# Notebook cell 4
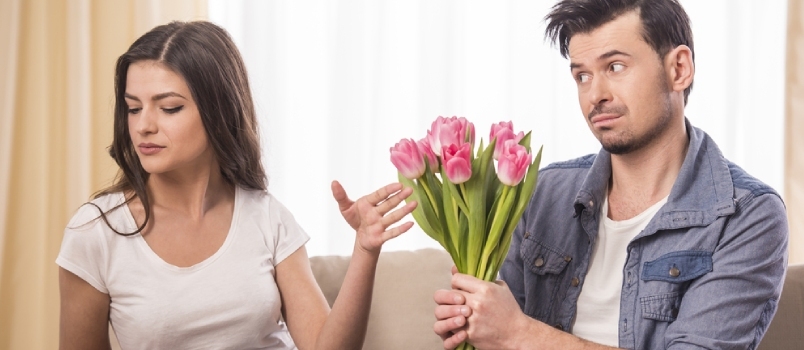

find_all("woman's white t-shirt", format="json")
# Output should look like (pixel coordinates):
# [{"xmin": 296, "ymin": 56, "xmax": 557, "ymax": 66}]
[{"xmin": 56, "ymin": 187, "xmax": 309, "ymax": 350}]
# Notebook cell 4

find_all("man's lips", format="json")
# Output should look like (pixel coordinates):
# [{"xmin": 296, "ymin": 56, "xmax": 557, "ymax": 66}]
[{"xmin": 590, "ymin": 113, "xmax": 620, "ymax": 125}]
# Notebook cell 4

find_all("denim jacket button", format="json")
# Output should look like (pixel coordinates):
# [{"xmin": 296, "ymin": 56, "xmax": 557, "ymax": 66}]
[
  {"xmin": 554, "ymin": 323, "xmax": 564, "ymax": 331},
  {"xmin": 534, "ymin": 257, "xmax": 545, "ymax": 267},
  {"xmin": 524, "ymin": 232, "xmax": 531, "ymax": 239},
  {"xmin": 571, "ymin": 277, "xmax": 580, "ymax": 287},
  {"xmin": 669, "ymin": 266, "xmax": 681, "ymax": 277},
  {"xmin": 564, "ymin": 255, "xmax": 572, "ymax": 262}
]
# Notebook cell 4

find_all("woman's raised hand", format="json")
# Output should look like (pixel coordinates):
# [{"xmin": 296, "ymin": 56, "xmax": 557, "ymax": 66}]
[{"xmin": 331, "ymin": 181, "xmax": 418, "ymax": 254}]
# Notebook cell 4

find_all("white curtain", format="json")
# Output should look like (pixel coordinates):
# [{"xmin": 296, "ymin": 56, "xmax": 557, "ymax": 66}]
[{"xmin": 207, "ymin": 0, "xmax": 788, "ymax": 257}]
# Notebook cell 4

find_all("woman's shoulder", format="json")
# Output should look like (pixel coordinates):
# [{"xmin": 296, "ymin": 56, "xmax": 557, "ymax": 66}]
[
  {"xmin": 66, "ymin": 192, "xmax": 129, "ymax": 232},
  {"xmin": 237, "ymin": 187, "xmax": 293, "ymax": 217},
  {"xmin": 237, "ymin": 187, "xmax": 305, "ymax": 231}
]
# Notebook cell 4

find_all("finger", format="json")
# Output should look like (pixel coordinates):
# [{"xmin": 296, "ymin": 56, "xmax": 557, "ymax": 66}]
[
  {"xmin": 434, "ymin": 316, "xmax": 466, "ymax": 338},
  {"xmin": 434, "ymin": 289, "xmax": 465, "ymax": 305},
  {"xmin": 451, "ymin": 273, "xmax": 487, "ymax": 293},
  {"xmin": 375, "ymin": 186, "xmax": 413, "ymax": 215},
  {"xmin": 365, "ymin": 182, "xmax": 404, "ymax": 206},
  {"xmin": 379, "ymin": 221, "xmax": 414, "ymax": 242},
  {"xmin": 443, "ymin": 329, "xmax": 467, "ymax": 350},
  {"xmin": 435, "ymin": 305, "xmax": 472, "ymax": 320},
  {"xmin": 330, "ymin": 181, "xmax": 354, "ymax": 211},
  {"xmin": 451, "ymin": 265, "xmax": 459, "ymax": 275},
  {"xmin": 379, "ymin": 201, "xmax": 417, "ymax": 228}
]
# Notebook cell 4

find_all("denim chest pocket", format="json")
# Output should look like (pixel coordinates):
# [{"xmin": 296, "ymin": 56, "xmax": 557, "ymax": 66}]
[
  {"xmin": 519, "ymin": 237, "xmax": 571, "ymax": 319},
  {"xmin": 639, "ymin": 251, "xmax": 713, "ymax": 322},
  {"xmin": 520, "ymin": 237, "xmax": 571, "ymax": 275}
]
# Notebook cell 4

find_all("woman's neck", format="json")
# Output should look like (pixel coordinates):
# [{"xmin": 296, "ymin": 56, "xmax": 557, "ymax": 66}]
[{"xmin": 145, "ymin": 159, "xmax": 235, "ymax": 220}]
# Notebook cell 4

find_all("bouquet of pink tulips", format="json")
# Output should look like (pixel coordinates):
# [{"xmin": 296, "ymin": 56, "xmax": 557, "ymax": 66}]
[{"xmin": 390, "ymin": 116, "xmax": 542, "ymax": 291}]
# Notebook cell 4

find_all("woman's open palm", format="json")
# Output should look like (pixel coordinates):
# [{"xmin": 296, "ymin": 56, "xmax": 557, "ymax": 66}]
[{"xmin": 330, "ymin": 181, "xmax": 417, "ymax": 253}]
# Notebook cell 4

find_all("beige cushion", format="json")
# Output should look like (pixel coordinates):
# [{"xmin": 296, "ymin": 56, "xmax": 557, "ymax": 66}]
[
  {"xmin": 759, "ymin": 263, "xmax": 804, "ymax": 350},
  {"xmin": 310, "ymin": 248, "xmax": 453, "ymax": 350}
]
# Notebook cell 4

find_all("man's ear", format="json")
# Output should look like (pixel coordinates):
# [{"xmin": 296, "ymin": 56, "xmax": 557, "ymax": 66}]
[{"xmin": 665, "ymin": 45, "xmax": 694, "ymax": 93}]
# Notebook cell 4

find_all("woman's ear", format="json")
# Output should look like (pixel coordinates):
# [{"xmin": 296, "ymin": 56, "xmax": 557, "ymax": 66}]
[{"xmin": 665, "ymin": 45, "xmax": 694, "ymax": 93}]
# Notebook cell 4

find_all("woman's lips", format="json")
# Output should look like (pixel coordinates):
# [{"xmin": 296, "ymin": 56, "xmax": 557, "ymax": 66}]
[{"xmin": 138, "ymin": 143, "xmax": 165, "ymax": 155}]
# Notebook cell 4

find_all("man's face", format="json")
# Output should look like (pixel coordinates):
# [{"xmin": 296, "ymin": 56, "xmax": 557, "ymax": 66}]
[{"xmin": 568, "ymin": 11, "xmax": 675, "ymax": 155}]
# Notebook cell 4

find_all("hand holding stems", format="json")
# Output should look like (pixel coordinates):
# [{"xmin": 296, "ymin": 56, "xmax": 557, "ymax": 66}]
[
  {"xmin": 331, "ymin": 180, "xmax": 418, "ymax": 254},
  {"xmin": 433, "ymin": 267, "xmax": 531, "ymax": 350}
]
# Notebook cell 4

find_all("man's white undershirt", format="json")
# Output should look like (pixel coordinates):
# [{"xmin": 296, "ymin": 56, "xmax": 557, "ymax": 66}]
[{"xmin": 571, "ymin": 194, "xmax": 668, "ymax": 346}]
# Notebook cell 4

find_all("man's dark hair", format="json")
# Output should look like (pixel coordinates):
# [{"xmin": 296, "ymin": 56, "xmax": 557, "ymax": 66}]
[{"xmin": 545, "ymin": 0, "xmax": 694, "ymax": 104}]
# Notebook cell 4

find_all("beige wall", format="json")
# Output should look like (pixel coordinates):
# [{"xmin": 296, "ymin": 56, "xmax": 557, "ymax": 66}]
[
  {"xmin": 0, "ymin": 1, "xmax": 206, "ymax": 348},
  {"xmin": 787, "ymin": 0, "xmax": 804, "ymax": 265}
]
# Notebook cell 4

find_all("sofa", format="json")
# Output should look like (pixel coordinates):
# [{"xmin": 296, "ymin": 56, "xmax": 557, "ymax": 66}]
[
  {"xmin": 108, "ymin": 249, "xmax": 802, "ymax": 349},
  {"xmin": 311, "ymin": 249, "xmax": 804, "ymax": 350}
]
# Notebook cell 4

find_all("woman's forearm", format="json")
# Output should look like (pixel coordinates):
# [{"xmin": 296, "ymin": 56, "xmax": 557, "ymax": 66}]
[{"xmin": 313, "ymin": 242, "xmax": 380, "ymax": 350}]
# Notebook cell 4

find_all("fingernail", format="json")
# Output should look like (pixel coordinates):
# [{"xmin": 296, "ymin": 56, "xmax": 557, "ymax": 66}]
[
  {"xmin": 460, "ymin": 306, "xmax": 469, "ymax": 316},
  {"xmin": 454, "ymin": 296, "xmax": 461, "ymax": 303},
  {"xmin": 454, "ymin": 317, "xmax": 464, "ymax": 326}
]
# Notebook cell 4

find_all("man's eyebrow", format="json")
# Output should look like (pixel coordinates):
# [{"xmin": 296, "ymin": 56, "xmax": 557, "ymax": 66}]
[
  {"xmin": 124, "ymin": 92, "xmax": 188, "ymax": 101},
  {"xmin": 569, "ymin": 50, "xmax": 632, "ymax": 70},
  {"xmin": 599, "ymin": 50, "xmax": 631, "ymax": 60}
]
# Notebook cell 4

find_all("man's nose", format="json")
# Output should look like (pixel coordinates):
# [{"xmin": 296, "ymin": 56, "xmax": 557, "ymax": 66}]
[{"xmin": 588, "ymin": 75, "xmax": 613, "ymax": 106}]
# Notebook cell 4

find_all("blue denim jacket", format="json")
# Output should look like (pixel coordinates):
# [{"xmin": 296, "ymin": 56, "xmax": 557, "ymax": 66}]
[{"xmin": 500, "ymin": 120, "xmax": 788, "ymax": 349}]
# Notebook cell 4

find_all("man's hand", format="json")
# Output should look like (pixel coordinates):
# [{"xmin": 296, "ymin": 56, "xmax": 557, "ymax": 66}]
[
  {"xmin": 434, "ymin": 266, "xmax": 472, "ymax": 349},
  {"xmin": 434, "ymin": 267, "xmax": 532, "ymax": 350}
]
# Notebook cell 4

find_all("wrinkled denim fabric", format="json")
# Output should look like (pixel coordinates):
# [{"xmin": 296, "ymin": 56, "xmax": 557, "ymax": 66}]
[{"xmin": 501, "ymin": 119, "xmax": 788, "ymax": 350}]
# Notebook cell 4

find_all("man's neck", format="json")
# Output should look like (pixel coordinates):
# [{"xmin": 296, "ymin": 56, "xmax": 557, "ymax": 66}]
[{"xmin": 607, "ymin": 119, "xmax": 688, "ymax": 221}]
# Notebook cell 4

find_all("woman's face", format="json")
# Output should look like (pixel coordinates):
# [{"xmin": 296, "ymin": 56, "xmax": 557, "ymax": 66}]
[{"xmin": 125, "ymin": 60, "xmax": 213, "ymax": 177}]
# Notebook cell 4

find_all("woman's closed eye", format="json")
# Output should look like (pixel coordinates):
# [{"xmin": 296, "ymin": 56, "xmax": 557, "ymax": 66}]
[{"xmin": 163, "ymin": 106, "xmax": 184, "ymax": 114}]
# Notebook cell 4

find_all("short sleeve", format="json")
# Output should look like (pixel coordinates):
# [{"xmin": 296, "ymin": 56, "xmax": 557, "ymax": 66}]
[
  {"xmin": 268, "ymin": 196, "xmax": 310, "ymax": 265},
  {"xmin": 55, "ymin": 204, "xmax": 111, "ymax": 294}
]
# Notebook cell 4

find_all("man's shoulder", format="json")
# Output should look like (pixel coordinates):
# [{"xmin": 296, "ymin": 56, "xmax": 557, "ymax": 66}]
[
  {"xmin": 727, "ymin": 161, "xmax": 781, "ymax": 200},
  {"xmin": 541, "ymin": 153, "xmax": 596, "ymax": 173}
]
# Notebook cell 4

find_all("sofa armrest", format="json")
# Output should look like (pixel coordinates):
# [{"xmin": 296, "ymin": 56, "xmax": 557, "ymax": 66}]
[
  {"xmin": 310, "ymin": 248, "xmax": 453, "ymax": 350},
  {"xmin": 758, "ymin": 263, "xmax": 804, "ymax": 349}
]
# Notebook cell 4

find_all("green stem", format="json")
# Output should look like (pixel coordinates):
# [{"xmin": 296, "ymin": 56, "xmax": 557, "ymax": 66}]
[
  {"xmin": 477, "ymin": 185, "xmax": 511, "ymax": 279},
  {"xmin": 419, "ymin": 179, "xmax": 438, "ymax": 217}
]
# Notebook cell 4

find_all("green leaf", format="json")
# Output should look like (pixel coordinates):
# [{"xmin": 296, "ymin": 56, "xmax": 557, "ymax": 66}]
[
  {"xmin": 490, "ymin": 145, "xmax": 543, "ymax": 277},
  {"xmin": 398, "ymin": 174, "xmax": 442, "ymax": 244},
  {"xmin": 440, "ymin": 172, "xmax": 464, "ymax": 272},
  {"xmin": 443, "ymin": 178, "xmax": 470, "ymax": 214},
  {"xmin": 518, "ymin": 131, "xmax": 533, "ymax": 153}
]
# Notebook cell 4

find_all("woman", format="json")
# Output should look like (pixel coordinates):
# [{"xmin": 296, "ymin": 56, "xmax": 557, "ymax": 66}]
[{"xmin": 57, "ymin": 21, "xmax": 416, "ymax": 350}]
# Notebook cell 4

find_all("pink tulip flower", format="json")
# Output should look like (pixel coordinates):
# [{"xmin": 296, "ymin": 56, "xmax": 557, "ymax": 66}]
[
  {"xmin": 426, "ymin": 116, "xmax": 476, "ymax": 157},
  {"xmin": 417, "ymin": 138, "xmax": 439, "ymax": 173},
  {"xmin": 442, "ymin": 143, "xmax": 472, "ymax": 184},
  {"xmin": 497, "ymin": 139, "xmax": 531, "ymax": 186},
  {"xmin": 390, "ymin": 138, "xmax": 426, "ymax": 180},
  {"xmin": 489, "ymin": 121, "xmax": 525, "ymax": 160}
]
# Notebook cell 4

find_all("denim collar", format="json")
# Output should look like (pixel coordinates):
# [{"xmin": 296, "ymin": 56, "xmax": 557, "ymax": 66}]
[{"xmin": 573, "ymin": 118, "xmax": 736, "ymax": 232}]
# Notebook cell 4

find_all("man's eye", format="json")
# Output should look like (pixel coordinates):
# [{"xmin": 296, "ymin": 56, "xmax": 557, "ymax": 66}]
[
  {"xmin": 128, "ymin": 108, "xmax": 141, "ymax": 115},
  {"xmin": 577, "ymin": 74, "xmax": 590, "ymax": 83},
  {"xmin": 163, "ymin": 106, "xmax": 184, "ymax": 114},
  {"xmin": 610, "ymin": 63, "xmax": 625, "ymax": 72}
]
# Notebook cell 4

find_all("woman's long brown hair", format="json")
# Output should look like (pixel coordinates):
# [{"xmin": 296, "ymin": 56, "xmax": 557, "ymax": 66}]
[{"xmin": 91, "ymin": 21, "xmax": 266, "ymax": 236}]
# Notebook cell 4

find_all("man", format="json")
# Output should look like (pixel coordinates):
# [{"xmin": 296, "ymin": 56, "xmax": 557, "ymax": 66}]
[{"xmin": 433, "ymin": 0, "xmax": 789, "ymax": 349}]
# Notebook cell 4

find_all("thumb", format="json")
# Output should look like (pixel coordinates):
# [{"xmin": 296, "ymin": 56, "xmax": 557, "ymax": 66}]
[{"xmin": 331, "ymin": 180, "xmax": 352, "ymax": 210}]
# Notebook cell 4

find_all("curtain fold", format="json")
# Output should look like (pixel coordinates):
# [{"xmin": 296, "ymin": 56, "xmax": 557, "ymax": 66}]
[
  {"xmin": 0, "ymin": 1, "xmax": 206, "ymax": 348},
  {"xmin": 786, "ymin": 0, "xmax": 804, "ymax": 265}
]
